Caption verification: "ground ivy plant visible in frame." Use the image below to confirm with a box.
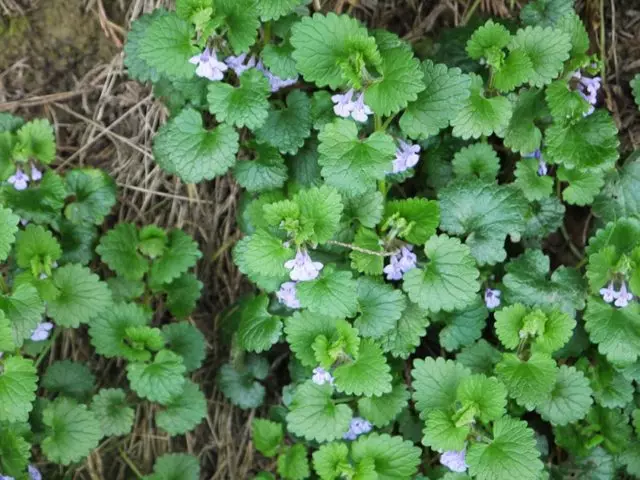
[124,0,640,479]
[0,115,206,479]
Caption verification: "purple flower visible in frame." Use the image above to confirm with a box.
[600,282,616,304]
[276,281,300,309]
[614,281,633,308]
[484,288,501,309]
[312,367,334,386]
[284,250,323,282]
[524,150,547,176]
[350,92,373,123]
[256,61,297,92]
[392,141,421,174]
[30,164,42,181]
[225,53,256,76]
[20,219,29,226]
[0,475,15,480]
[440,449,468,473]
[573,72,601,116]
[8,168,29,190]
[384,246,417,281]
[343,417,372,440]
[28,465,42,480]
[189,47,228,81]
[331,89,356,118]
[30,322,53,342]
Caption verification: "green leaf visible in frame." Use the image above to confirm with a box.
[0,206,19,262]
[313,442,350,480]
[207,69,270,129]
[422,409,470,451]
[290,13,381,89]
[46,264,111,328]
[1,171,67,225]
[350,228,384,275]
[520,0,574,27]
[556,13,590,70]
[379,301,430,359]
[43,360,96,400]
[467,417,543,480]
[310,91,335,132]
[590,360,634,408]
[255,90,312,155]
[546,80,591,122]
[253,418,284,457]
[318,119,396,195]
[137,11,196,80]
[399,60,471,140]
[584,297,640,366]
[343,190,384,229]
[234,229,293,282]
[162,322,206,372]
[156,379,207,435]
[452,143,500,181]
[97,223,149,281]
[257,0,304,21]
[297,267,358,318]
[412,357,471,417]
[153,108,240,183]
[285,310,343,367]
[451,74,512,140]
[403,234,480,313]
[42,398,102,466]
[0,428,30,478]
[13,119,56,164]
[15,224,61,271]
[286,381,352,442]
[557,166,605,206]
[124,10,170,83]
[383,198,440,245]
[127,350,186,404]
[217,361,266,409]
[0,284,45,347]
[503,249,586,314]
[263,42,298,80]
[514,158,553,202]
[145,453,200,480]
[0,356,37,423]
[493,49,533,93]
[364,31,424,116]
[545,110,619,171]
[91,388,135,436]
[165,272,203,318]
[333,339,392,397]
[466,20,511,60]
[0,312,15,353]
[456,339,502,375]
[89,302,152,360]
[354,277,406,338]
[358,383,409,427]
[509,26,571,87]
[436,298,488,352]
[215,0,260,53]
[234,145,288,193]
[350,433,421,480]
[593,155,640,222]
[523,196,565,242]
[439,179,528,265]
[504,89,546,154]
[294,185,344,244]
[457,374,507,423]
[537,365,592,426]
[64,168,116,225]
[496,352,557,410]
[278,444,310,480]
[149,229,200,286]
[237,295,283,353]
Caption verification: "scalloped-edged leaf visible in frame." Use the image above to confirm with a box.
[350,433,421,480]
[91,388,135,437]
[496,352,557,410]
[333,339,392,397]
[383,198,440,245]
[412,357,471,418]
[297,268,358,318]
[0,206,19,262]
[0,356,37,423]
[255,90,312,155]
[156,379,207,435]
[127,350,186,405]
[537,365,592,426]
[452,143,500,181]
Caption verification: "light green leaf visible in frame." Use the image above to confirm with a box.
[253,418,284,458]
[333,339,392,397]
[127,350,187,404]
[399,60,471,140]
[514,158,553,201]
[0,428,30,478]
[234,144,288,193]
[412,357,471,418]
[558,166,605,206]
[467,417,543,480]
[294,185,344,244]
[422,409,470,451]
[97,223,148,281]
[297,268,358,318]
[145,453,200,480]
[153,108,240,183]
[439,179,528,265]
[0,206,19,262]
[64,168,117,225]
[545,80,591,122]
[504,89,546,154]
[403,234,480,312]
[277,444,310,480]
[452,143,500,181]
[537,365,592,426]
[162,322,206,372]
[457,374,507,423]
[496,352,557,410]
[593,155,640,222]
[318,119,396,195]
[89,302,151,360]
[91,388,135,437]
[436,298,488,352]
[13,119,56,164]
[286,381,353,442]
[257,0,305,21]
[0,356,37,423]
[456,339,502,375]
[237,295,283,353]
[493,49,533,93]
[217,361,266,410]
[466,20,512,60]
[234,229,292,285]
[215,0,260,53]
[378,301,430,359]
[1,171,67,225]
[285,310,343,367]
[354,277,406,338]
[156,380,207,435]
[0,284,45,347]
[149,229,201,286]
[383,198,440,245]
[358,383,409,427]
[207,68,270,129]
[350,228,384,275]
[255,90,312,155]
[350,433,421,480]
[313,442,349,480]
[42,360,96,400]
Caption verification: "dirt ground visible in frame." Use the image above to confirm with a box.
[0,0,639,478]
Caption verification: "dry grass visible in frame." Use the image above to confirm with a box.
[0,0,638,478]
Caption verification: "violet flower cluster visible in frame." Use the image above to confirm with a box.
[7,164,42,191]
[383,246,417,281]
[440,448,469,473]
[342,417,372,441]
[391,140,421,174]
[484,288,501,309]
[331,89,373,123]
[573,71,601,116]
[0,465,41,480]
[311,367,334,386]
[30,321,54,342]
[600,280,634,308]
[277,250,323,310]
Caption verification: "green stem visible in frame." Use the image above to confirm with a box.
[263,21,272,45]
[0,275,7,294]
[374,114,383,131]
[35,329,60,368]
[119,449,144,480]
